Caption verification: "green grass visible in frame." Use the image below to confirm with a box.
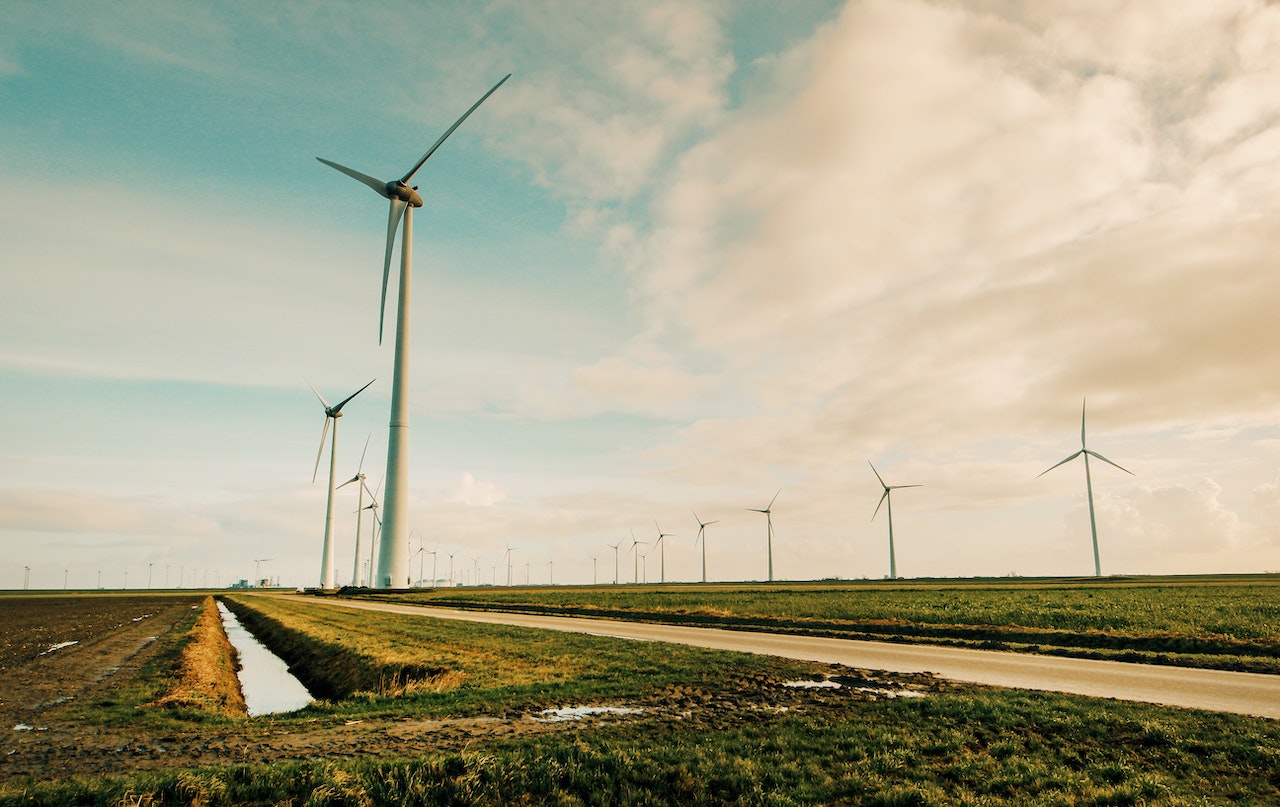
[352,575,1280,673]
[6,688,1279,805]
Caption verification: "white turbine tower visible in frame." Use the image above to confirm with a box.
[869,461,921,581]
[337,435,373,586]
[318,74,510,589]
[692,510,717,584]
[747,490,780,583]
[307,378,375,589]
[1039,399,1134,577]
[653,522,675,584]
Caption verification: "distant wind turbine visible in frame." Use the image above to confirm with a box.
[337,434,373,586]
[1039,399,1134,577]
[607,541,622,585]
[869,461,921,581]
[503,542,516,587]
[318,75,510,589]
[653,522,675,584]
[747,490,780,582]
[307,378,376,589]
[628,530,647,584]
[692,510,717,584]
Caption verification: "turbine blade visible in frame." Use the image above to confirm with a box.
[316,158,390,197]
[707,520,719,526]
[889,484,923,490]
[1037,450,1083,478]
[767,489,781,510]
[357,434,371,474]
[872,490,888,521]
[1080,398,1088,448]
[381,199,408,345]
[337,474,360,489]
[304,377,331,410]
[312,416,331,483]
[1086,449,1134,475]
[401,74,512,182]
[332,378,376,414]
[868,461,887,488]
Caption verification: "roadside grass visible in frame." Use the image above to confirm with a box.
[5,687,1279,805]
[220,594,830,719]
[359,575,1280,673]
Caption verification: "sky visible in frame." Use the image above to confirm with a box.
[4,0,1280,590]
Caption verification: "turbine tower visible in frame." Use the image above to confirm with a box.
[747,490,780,582]
[653,522,674,584]
[318,74,510,588]
[1039,399,1134,577]
[307,378,375,589]
[628,530,647,584]
[869,461,921,581]
[692,510,717,584]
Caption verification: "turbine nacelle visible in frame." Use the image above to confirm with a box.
[387,180,423,207]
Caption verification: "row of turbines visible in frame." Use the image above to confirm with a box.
[395,398,1127,589]
[305,75,512,590]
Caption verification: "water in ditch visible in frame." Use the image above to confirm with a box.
[217,601,313,716]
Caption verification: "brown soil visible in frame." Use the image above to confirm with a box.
[0,596,943,784]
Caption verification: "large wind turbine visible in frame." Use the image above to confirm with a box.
[318,74,510,588]
[747,490,780,582]
[307,378,375,589]
[869,461,921,581]
[1039,399,1134,577]
[337,435,373,586]
[692,510,717,584]
[653,522,674,584]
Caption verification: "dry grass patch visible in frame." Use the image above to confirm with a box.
[148,596,245,717]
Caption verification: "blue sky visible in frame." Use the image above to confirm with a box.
[4,0,1280,590]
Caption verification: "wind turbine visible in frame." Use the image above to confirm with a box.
[692,510,717,584]
[869,461,921,581]
[337,435,374,586]
[607,541,622,585]
[306,378,376,589]
[747,490,780,582]
[503,542,516,587]
[590,554,598,585]
[653,522,675,584]
[628,530,647,584]
[1039,399,1134,577]
[318,74,511,589]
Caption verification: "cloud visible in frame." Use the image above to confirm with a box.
[447,472,507,508]
[623,0,1280,478]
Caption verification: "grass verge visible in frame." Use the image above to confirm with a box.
[147,596,246,718]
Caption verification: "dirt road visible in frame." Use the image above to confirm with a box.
[308,597,1280,720]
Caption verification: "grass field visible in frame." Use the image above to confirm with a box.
[3,585,1280,805]
[353,574,1280,674]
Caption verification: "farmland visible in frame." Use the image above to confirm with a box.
[2,585,1280,805]
[356,574,1280,673]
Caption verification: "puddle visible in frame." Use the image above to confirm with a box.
[784,677,929,699]
[532,706,644,723]
[217,602,313,716]
[784,679,842,689]
[39,641,79,656]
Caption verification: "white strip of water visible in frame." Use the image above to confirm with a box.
[216,601,313,716]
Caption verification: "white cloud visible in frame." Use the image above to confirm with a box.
[448,472,507,508]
